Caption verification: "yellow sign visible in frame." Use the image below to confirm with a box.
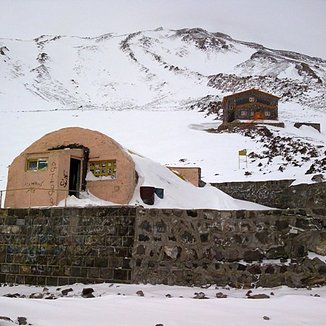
[238,149,247,156]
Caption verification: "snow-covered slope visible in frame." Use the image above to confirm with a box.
[0,28,325,112]
[0,283,326,326]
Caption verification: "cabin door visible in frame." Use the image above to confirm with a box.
[254,111,264,120]
[69,158,81,197]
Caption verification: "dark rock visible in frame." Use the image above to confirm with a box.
[138,234,150,241]
[3,293,21,298]
[193,292,208,299]
[266,246,287,259]
[45,294,57,299]
[248,264,262,274]
[248,293,270,299]
[163,246,181,259]
[187,210,197,217]
[243,249,263,262]
[82,288,94,298]
[216,292,227,298]
[29,292,44,299]
[275,220,289,231]
[237,263,247,271]
[136,245,145,255]
[136,290,144,297]
[263,316,270,320]
[140,220,152,232]
[181,231,195,243]
[82,288,94,295]
[61,288,73,296]
[0,316,12,322]
[200,233,209,242]
[17,317,28,325]
[311,174,325,183]
[245,290,252,297]
[255,231,269,244]
[302,275,326,286]
[82,292,95,298]
[264,265,275,274]
[165,294,172,298]
[155,324,164,326]
[295,218,309,229]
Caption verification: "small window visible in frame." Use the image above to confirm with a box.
[88,160,117,178]
[240,110,247,117]
[249,97,255,102]
[27,158,48,171]
[265,111,271,117]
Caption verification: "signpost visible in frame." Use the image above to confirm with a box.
[238,149,248,169]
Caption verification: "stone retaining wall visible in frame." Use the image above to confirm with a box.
[212,180,326,209]
[0,207,136,286]
[0,207,325,288]
[132,208,326,288]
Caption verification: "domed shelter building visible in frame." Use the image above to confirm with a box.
[5,127,137,208]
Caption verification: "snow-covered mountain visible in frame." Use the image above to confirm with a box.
[0,27,325,112]
[0,28,325,193]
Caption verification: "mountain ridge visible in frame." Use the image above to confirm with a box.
[1,27,325,113]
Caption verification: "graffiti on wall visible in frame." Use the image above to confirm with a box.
[48,161,57,205]
[24,180,44,192]
[60,170,68,188]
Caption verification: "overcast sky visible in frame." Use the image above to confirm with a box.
[0,0,325,58]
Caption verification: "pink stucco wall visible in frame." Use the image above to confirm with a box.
[5,127,136,208]
[167,166,201,186]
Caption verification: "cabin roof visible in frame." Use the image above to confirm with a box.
[222,88,281,101]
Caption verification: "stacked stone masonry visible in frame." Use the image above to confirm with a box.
[132,208,326,288]
[212,180,326,209]
[0,207,325,288]
[0,207,136,286]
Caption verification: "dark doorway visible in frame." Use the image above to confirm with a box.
[69,158,81,197]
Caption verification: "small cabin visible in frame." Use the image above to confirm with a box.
[222,89,280,124]
[5,127,137,208]
[167,166,201,187]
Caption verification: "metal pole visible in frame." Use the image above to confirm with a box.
[0,190,2,209]
[65,190,68,208]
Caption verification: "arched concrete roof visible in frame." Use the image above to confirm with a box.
[23,127,129,158]
[6,127,136,207]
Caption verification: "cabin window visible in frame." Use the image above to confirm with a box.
[26,158,48,171]
[236,98,248,105]
[249,97,255,102]
[88,160,117,178]
[265,111,271,117]
[240,110,247,117]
